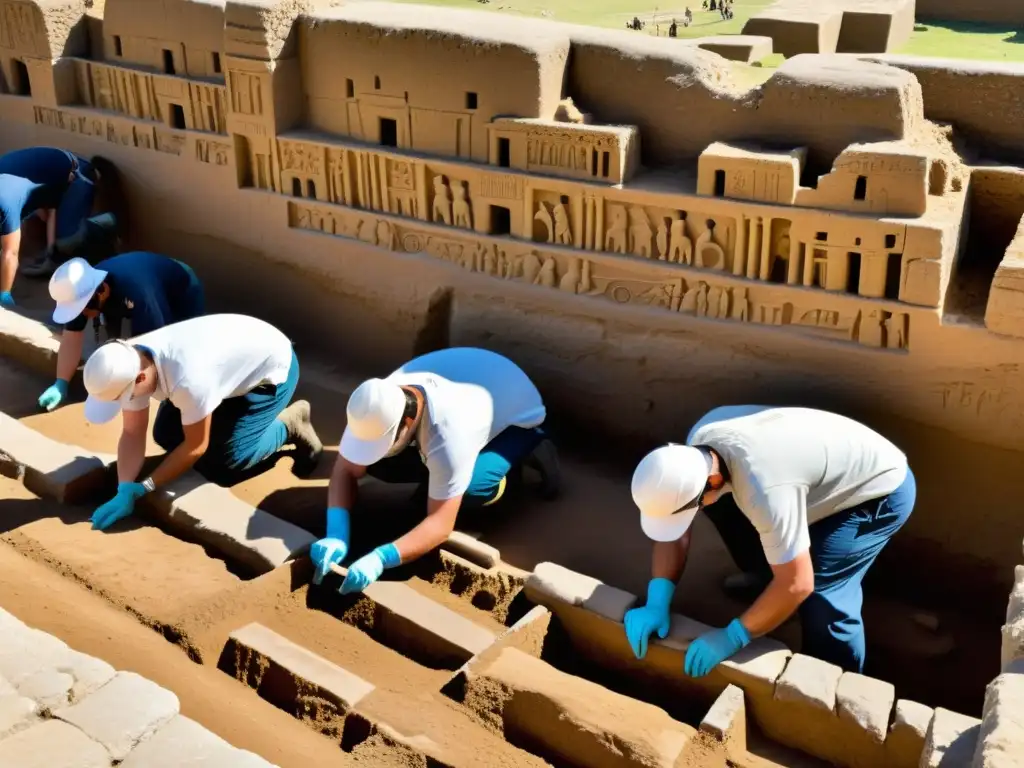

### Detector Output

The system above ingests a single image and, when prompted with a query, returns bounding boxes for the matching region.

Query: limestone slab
[120,714,277,767]
[885,699,933,767]
[55,671,180,760]
[145,471,315,574]
[700,684,746,744]
[836,671,895,743]
[0,693,38,738]
[55,650,116,701]
[1002,565,1024,671]
[0,306,61,376]
[524,561,638,622]
[442,531,499,569]
[774,654,843,712]
[228,622,374,711]
[972,672,1024,768]
[0,413,112,504]
[0,627,72,686]
[921,707,982,768]
[0,719,111,768]
[17,669,75,710]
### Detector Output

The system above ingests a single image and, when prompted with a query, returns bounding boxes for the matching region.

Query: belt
[62,150,80,178]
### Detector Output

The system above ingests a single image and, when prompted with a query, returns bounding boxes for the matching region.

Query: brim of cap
[83,395,124,425]
[640,506,699,543]
[52,268,106,325]
[339,421,401,467]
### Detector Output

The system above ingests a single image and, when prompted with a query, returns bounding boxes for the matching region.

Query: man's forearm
[739,578,808,637]
[327,456,359,510]
[45,209,56,249]
[1,247,18,293]
[116,431,147,484]
[147,441,204,489]
[56,330,84,383]
[651,534,690,583]
[393,506,458,563]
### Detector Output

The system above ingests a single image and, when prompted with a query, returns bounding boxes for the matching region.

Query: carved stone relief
[605,204,628,254]
[535,201,572,246]
[628,206,653,259]
[527,138,590,173]
[196,139,231,166]
[452,180,473,229]
[432,175,453,226]
[155,130,186,156]
[280,142,322,176]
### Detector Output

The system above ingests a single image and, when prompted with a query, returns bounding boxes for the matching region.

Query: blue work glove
[0,291,13,307]
[38,379,69,412]
[339,543,401,595]
[91,482,148,531]
[684,618,751,678]
[624,578,676,659]
[310,506,351,585]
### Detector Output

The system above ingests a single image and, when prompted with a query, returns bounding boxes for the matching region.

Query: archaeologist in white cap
[624,405,915,677]
[311,347,560,594]
[81,314,322,531]
[38,253,205,412]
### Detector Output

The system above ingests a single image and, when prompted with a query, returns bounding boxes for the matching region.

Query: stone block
[0,306,61,376]
[55,671,180,760]
[774,653,843,712]
[442,531,499,569]
[694,34,774,63]
[359,580,498,668]
[17,669,74,711]
[885,699,933,767]
[972,672,1024,768]
[700,683,747,748]
[55,650,116,701]
[524,561,638,622]
[837,672,895,743]
[464,647,694,768]
[0,627,72,686]
[0,693,38,738]
[1002,565,1024,671]
[145,471,315,574]
[227,622,374,712]
[0,413,112,504]
[0,719,111,767]
[121,714,276,767]
[920,708,982,768]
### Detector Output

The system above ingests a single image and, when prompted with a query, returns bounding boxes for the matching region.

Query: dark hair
[402,388,419,422]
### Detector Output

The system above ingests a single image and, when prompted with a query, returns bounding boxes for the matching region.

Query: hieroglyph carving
[528,138,590,173]
[196,139,231,166]
[535,202,572,246]
[34,108,104,139]
[431,176,473,230]
[478,174,524,201]
[288,200,910,352]
[280,142,323,176]
[155,130,186,156]
[0,2,40,55]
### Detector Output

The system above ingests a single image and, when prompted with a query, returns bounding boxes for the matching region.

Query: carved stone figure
[452,181,472,229]
[376,220,394,250]
[535,202,554,243]
[731,287,750,322]
[537,257,558,288]
[718,286,731,318]
[553,204,572,246]
[605,205,627,254]
[695,221,725,269]
[681,281,710,316]
[517,251,542,283]
[629,206,653,259]
[860,309,886,347]
[707,285,723,319]
[483,246,498,276]
[559,258,582,293]
[656,219,669,261]
[669,217,692,265]
[885,312,907,350]
[432,176,452,225]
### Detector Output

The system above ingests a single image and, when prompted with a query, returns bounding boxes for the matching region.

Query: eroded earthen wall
[916,0,1024,25]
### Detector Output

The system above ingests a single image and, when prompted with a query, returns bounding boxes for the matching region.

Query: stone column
[746,217,760,280]
[803,247,816,287]
[573,193,585,249]
[759,217,773,281]
[520,185,534,240]
[733,214,746,276]
[787,234,801,285]
[414,161,428,220]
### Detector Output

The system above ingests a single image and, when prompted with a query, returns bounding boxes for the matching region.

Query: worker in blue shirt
[38,253,206,412]
[0,147,102,306]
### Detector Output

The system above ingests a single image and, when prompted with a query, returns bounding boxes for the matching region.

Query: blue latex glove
[684,618,752,678]
[0,292,13,307]
[340,543,401,595]
[310,506,351,585]
[91,482,148,531]
[623,578,676,659]
[38,379,69,412]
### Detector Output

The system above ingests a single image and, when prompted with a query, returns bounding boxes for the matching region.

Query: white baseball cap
[82,340,142,425]
[632,444,711,542]
[339,378,407,466]
[49,257,108,325]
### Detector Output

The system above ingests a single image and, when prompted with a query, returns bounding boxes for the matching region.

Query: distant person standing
[38,253,206,412]
[0,147,103,305]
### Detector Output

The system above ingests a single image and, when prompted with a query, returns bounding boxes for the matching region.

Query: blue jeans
[55,156,96,248]
[153,350,299,485]
[367,425,548,508]
[704,468,916,673]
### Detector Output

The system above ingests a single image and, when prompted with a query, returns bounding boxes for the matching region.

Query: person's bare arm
[117,407,150,484]
[652,529,692,583]
[147,416,211,488]
[44,209,56,251]
[392,495,461,563]
[327,454,365,510]
[740,550,814,637]
[56,330,85,383]
[1,229,22,293]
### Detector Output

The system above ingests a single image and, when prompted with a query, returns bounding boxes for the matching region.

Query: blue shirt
[0,147,80,236]
[64,251,202,336]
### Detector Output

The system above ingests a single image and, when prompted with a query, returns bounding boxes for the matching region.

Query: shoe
[278,400,323,477]
[722,571,771,602]
[524,438,561,500]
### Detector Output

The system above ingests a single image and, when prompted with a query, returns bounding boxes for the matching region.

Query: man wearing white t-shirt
[311,347,560,594]
[80,314,323,530]
[624,405,915,676]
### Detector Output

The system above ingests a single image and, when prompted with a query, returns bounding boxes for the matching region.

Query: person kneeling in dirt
[624,405,915,677]
[80,314,323,531]
[0,147,110,306]
[311,347,561,594]
[38,253,206,413]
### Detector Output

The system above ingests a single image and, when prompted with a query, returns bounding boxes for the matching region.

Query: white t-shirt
[124,314,294,426]
[688,405,908,566]
[386,347,546,501]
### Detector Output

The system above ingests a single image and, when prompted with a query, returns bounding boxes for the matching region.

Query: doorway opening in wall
[162,49,176,75]
[490,205,512,236]
[380,117,398,148]
[292,178,302,197]
[713,169,726,197]
[885,252,902,299]
[306,180,316,199]
[113,36,123,57]
[465,91,478,110]
[207,105,216,132]
[497,138,510,168]
[847,252,862,293]
[345,79,354,98]
[170,104,186,130]
[212,52,221,74]
[602,151,610,179]
[11,60,30,96]
[854,175,867,201]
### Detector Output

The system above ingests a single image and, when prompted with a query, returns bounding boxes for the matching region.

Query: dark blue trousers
[704,468,916,673]
[55,155,95,247]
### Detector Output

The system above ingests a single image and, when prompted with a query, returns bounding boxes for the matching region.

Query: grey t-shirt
[688,405,908,565]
